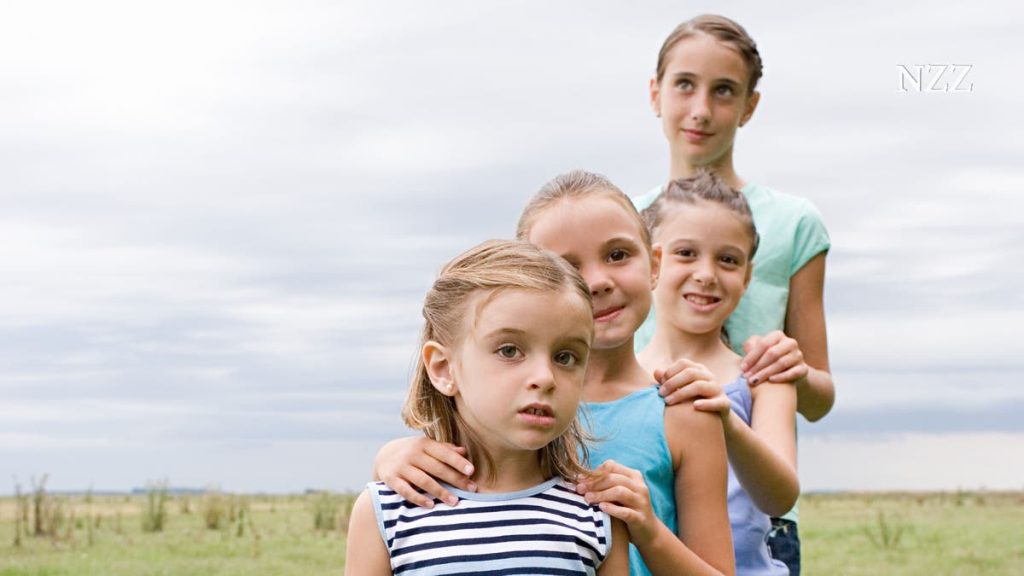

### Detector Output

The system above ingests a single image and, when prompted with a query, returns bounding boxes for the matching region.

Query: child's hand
[654,358,731,419]
[374,437,476,508]
[577,460,658,544]
[741,331,810,387]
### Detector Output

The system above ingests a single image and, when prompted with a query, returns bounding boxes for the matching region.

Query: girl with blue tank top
[374,171,736,576]
[637,172,799,576]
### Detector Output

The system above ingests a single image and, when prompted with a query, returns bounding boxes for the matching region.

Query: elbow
[801,402,831,423]
[759,479,800,518]
[799,382,835,423]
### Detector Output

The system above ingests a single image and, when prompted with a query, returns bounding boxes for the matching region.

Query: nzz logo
[897,64,973,93]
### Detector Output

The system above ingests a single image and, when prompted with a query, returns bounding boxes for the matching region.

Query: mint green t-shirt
[631,182,830,523]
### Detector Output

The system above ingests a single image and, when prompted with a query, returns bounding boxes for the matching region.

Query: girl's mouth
[683,129,713,142]
[518,404,555,426]
[593,305,624,322]
[684,293,721,311]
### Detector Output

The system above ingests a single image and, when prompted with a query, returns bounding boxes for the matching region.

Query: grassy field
[1,489,1022,575]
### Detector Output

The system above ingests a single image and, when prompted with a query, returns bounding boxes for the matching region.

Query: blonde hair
[402,239,594,482]
[516,169,651,250]
[656,14,764,94]
[641,170,759,258]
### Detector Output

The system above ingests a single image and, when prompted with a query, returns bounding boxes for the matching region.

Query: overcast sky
[2,0,1022,494]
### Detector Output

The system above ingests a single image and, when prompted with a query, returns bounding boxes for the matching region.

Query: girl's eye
[720,255,738,265]
[676,78,694,90]
[554,351,579,367]
[608,249,629,262]
[715,84,735,97]
[675,248,696,258]
[497,344,521,359]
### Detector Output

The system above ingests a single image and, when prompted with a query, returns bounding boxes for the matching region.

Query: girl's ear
[739,90,761,127]
[423,341,457,396]
[649,76,662,117]
[743,260,753,289]
[650,244,663,290]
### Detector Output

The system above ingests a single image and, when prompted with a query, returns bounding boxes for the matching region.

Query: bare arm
[344,490,392,576]
[785,252,834,421]
[740,253,834,422]
[722,383,799,517]
[596,518,631,576]
[666,403,735,576]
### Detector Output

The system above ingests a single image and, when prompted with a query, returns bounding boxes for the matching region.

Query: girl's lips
[683,129,713,143]
[518,403,555,426]
[593,305,624,322]
[683,293,721,312]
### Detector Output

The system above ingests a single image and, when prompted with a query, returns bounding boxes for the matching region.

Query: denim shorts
[767,517,800,576]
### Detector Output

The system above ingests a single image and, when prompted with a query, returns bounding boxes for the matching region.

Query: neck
[470,446,546,494]
[669,150,745,190]
[645,321,732,369]
[583,338,653,402]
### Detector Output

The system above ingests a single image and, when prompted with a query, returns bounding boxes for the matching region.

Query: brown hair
[402,239,594,482]
[641,170,759,258]
[655,14,763,93]
[516,169,651,250]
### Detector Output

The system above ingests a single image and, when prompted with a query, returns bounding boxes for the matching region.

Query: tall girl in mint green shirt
[635,15,836,576]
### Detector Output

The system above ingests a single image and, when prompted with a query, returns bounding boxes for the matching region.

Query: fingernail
[466,482,477,492]
[445,496,458,507]
[584,492,594,502]
[423,500,434,509]
[463,464,474,475]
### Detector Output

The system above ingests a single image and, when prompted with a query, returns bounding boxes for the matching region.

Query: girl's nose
[692,261,717,285]
[584,266,613,296]
[527,358,557,391]
[690,93,712,123]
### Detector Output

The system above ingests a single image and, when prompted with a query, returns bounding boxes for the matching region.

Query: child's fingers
[389,476,437,509]
[584,484,645,510]
[403,466,461,508]
[658,366,713,397]
[654,358,704,384]
[745,343,798,383]
[749,348,803,385]
[596,500,643,527]
[694,395,731,416]
[662,378,719,405]
[740,335,768,371]
[745,345,787,379]
[767,364,809,384]
[422,442,476,487]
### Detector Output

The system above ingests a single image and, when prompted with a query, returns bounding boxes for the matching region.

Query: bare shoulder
[663,400,724,456]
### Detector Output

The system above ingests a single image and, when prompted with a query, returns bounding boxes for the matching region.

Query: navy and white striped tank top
[368,477,611,575]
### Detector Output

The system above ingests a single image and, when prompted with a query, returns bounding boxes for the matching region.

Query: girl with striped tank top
[345,240,630,575]
[373,173,735,576]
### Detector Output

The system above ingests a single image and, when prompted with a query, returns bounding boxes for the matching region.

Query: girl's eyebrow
[671,70,742,87]
[482,327,528,339]
[600,235,641,249]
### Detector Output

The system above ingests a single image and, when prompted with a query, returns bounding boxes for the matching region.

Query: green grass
[0,492,353,576]
[800,491,1024,576]
[2,490,1022,574]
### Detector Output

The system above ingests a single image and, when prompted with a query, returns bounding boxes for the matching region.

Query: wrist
[632,518,675,556]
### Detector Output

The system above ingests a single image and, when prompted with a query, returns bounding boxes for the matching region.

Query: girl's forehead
[656,201,750,238]
[466,287,593,338]
[663,33,751,83]
[533,195,646,241]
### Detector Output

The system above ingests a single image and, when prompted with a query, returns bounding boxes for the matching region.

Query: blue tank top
[582,386,676,576]
[724,376,789,576]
